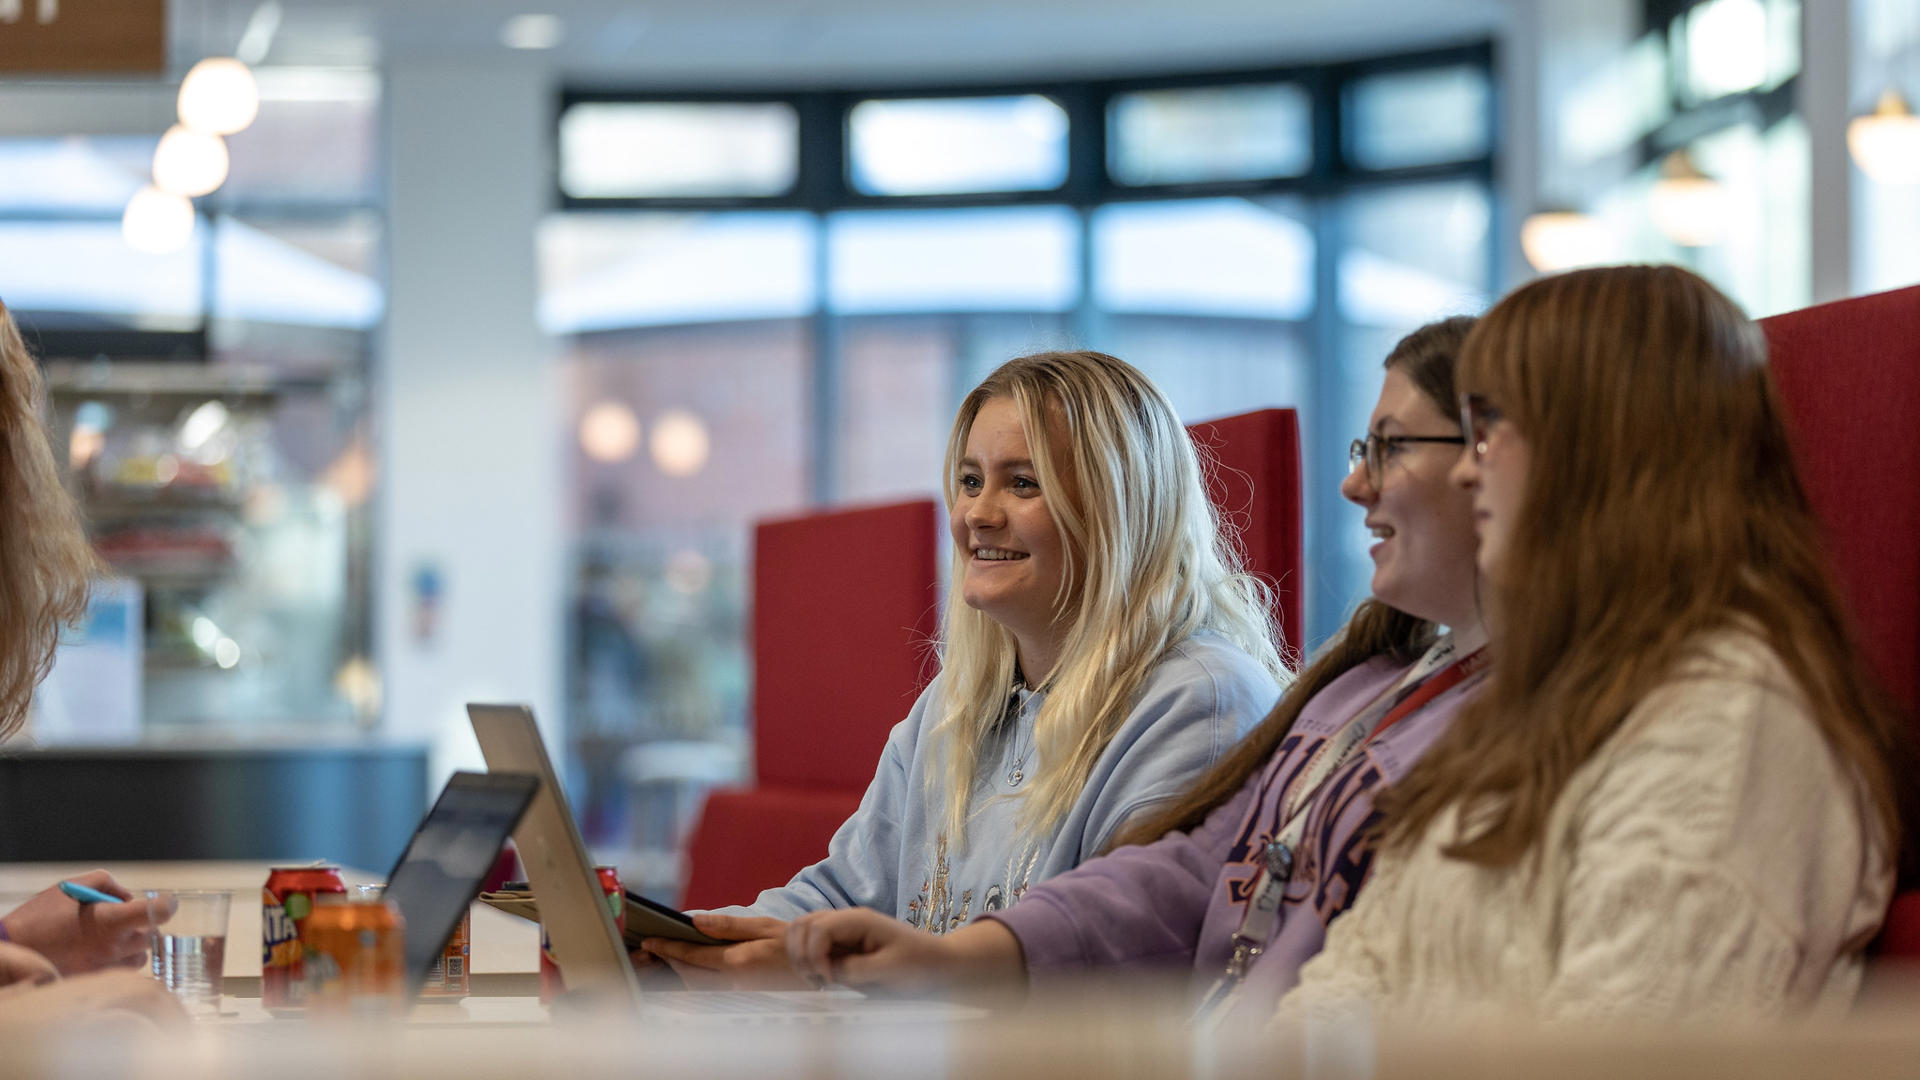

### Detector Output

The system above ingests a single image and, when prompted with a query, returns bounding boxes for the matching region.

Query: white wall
[378,59,564,788]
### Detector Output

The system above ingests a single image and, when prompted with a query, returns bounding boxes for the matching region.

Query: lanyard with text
[1190,637,1488,1025]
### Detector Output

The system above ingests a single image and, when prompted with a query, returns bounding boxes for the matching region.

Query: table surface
[0,860,542,990]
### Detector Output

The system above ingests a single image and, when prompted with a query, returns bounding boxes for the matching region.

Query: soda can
[262,865,347,1008]
[303,893,406,1017]
[421,902,471,998]
[539,866,623,1005]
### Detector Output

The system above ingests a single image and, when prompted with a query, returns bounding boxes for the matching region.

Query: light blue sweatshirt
[720,631,1281,931]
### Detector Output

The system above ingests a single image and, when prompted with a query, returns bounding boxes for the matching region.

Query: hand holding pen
[0,871,154,976]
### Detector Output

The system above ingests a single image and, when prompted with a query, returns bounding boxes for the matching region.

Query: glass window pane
[1338,181,1491,328]
[1107,83,1312,185]
[0,220,204,329]
[559,320,811,829]
[1100,317,1309,429]
[0,136,151,214]
[848,95,1067,196]
[1092,198,1313,319]
[559,102,799,199]
[826,206,1077,313]
[219,69,380,205]
[838,314,1074,505]
[1345,64,1491,170]
[539,212,817,332]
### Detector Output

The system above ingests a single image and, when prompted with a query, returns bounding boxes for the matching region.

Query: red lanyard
[1364,647,1488,744]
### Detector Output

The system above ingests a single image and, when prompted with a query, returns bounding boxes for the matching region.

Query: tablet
[480,884,724,949]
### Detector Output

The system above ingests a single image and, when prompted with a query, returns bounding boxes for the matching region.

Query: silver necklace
[1004,685,1034,786]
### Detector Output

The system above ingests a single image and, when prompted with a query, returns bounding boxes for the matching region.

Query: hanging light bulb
[1519,208,1614,273]
[1849,88,1920,185]
[178,57,260,136]
[152,125,230,197]
[122,186,197,254]
[1648,149,1727,248]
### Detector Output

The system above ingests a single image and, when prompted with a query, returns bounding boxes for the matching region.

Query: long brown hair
[1375,265,1911,874]
[0,300,97,736]
[1110,317,1476,849]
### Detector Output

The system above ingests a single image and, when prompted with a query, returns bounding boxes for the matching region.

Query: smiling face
[949,396,1072,679]
[1339,368,1481,629]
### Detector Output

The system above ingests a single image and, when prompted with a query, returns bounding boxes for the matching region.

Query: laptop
[382,770,541,998]
[467,702,983,1025]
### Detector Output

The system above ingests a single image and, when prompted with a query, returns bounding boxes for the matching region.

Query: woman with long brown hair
[1276,264,1908,1021]
[777,317,1487,1021]
[0,298,182,1024]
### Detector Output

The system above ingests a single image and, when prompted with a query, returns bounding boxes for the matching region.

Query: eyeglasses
[1347,432,1466,485]
[1458,393,1506,459]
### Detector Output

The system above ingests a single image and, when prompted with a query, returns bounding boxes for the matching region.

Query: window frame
[553,40,1498,213]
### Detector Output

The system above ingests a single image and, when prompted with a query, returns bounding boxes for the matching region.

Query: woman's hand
[785,909,1025,994]
[640,913,809,990]
[1,872,156,975]
[0,970,186,1030]
[0,942,58,989]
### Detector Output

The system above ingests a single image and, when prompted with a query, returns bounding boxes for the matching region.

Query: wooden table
[0,861,542,995]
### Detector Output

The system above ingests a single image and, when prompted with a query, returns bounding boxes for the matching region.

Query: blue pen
[58,881,124,905]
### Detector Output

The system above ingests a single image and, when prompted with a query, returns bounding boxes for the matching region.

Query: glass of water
[144,889,231,1015]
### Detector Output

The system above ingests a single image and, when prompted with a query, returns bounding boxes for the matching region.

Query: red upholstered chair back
[1761,284,1920,957]
[749,498,941,790]
[1187,408,1306,657]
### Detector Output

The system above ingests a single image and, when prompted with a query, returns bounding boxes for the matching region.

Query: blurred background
[0,0,1913,895]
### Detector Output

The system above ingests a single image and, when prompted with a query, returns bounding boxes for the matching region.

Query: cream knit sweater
[1275,631,1893,1025]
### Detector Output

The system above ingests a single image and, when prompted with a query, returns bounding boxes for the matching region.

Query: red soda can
[263,865,347,1008]
[422,904,471,998]
[539,866,623,1005]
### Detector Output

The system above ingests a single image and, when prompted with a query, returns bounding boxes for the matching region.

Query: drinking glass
[144,889,231,1015]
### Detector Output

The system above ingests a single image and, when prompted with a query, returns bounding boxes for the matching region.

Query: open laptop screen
[382,770,539,993]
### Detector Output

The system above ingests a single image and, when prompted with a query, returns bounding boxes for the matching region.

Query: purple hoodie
[983,650,1484,1022]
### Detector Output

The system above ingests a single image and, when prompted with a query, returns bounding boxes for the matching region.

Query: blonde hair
[1376,266,1911,872]
[929,350,1287,846]
[0,299,98,736]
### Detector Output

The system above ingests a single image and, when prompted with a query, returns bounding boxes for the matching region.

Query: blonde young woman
[1274,265,1912,1022]
[0,299,182,1026]
[642,350,1286,985]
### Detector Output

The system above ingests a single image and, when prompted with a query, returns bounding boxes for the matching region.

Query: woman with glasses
[779,317,1489,1022]
[1271,264,1909,1023]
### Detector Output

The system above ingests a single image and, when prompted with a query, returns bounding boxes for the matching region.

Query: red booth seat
[1761,284,1920,959]
[679,499,940,910]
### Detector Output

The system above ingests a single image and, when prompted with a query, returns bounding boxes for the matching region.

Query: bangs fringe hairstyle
[0,299,97,736]
[930,350,1287,846]
[1375,265,1912,874]
[1111,316,1477,849]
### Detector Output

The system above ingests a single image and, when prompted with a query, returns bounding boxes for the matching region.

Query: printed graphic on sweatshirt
[904,832,1038,935]
[1221,730,1386,928]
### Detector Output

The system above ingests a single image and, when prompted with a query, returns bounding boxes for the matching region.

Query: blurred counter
[0,739,427,872]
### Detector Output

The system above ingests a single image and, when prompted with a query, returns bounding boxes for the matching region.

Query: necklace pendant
[1006,768,1023,786]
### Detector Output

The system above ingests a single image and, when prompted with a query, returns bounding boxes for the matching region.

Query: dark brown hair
[1109,316,1477,848]
[1375,266,1911,875]
[0,299,97,736]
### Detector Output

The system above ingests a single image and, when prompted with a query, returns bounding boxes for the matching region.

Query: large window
[546,46,1497,886]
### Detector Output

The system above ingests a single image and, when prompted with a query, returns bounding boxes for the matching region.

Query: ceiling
[173,0,1510,87]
